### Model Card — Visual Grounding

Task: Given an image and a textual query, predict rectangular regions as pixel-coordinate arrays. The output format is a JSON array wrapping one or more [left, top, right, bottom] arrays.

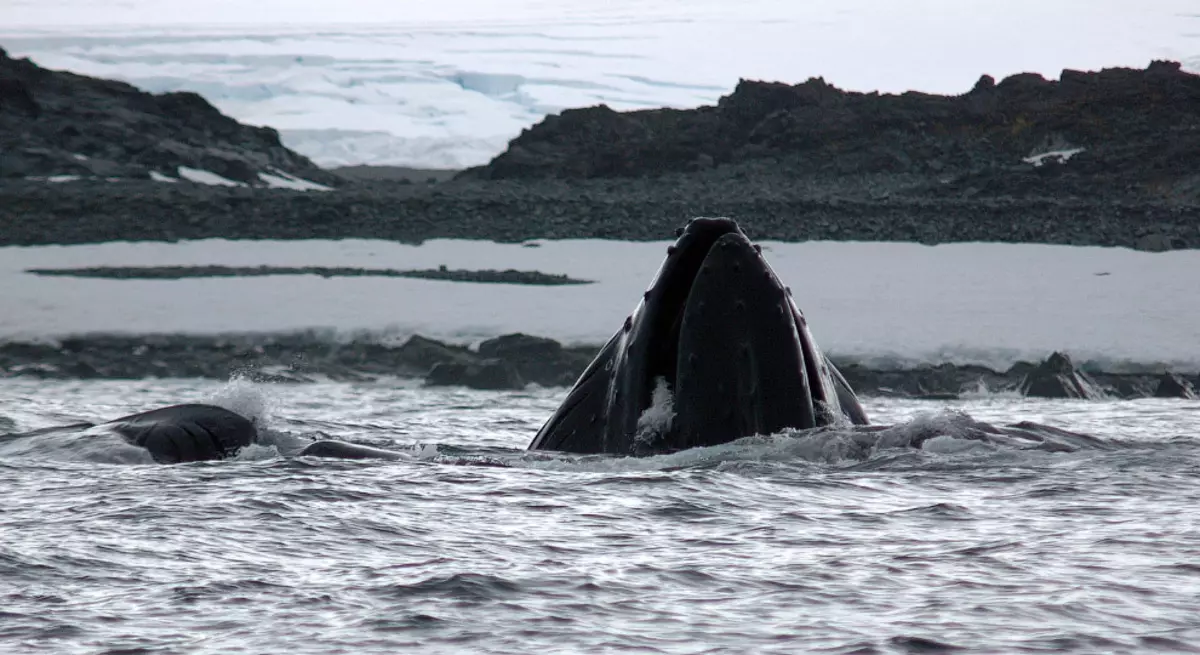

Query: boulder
[[1153, 372, 1198, 399], [1106, 376, 1154, 399], [1018, 352, 1106, 399], [478, 333, 562, 359], [1134, 233, 1178, 252], [425, 359, 524, 390], [477, 333, 595, 387], [393, 335, 472, 374]]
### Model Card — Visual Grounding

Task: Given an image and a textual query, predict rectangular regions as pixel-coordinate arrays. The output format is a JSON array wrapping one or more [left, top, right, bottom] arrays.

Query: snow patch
[[149, 171, 178, 183], [177, 166, 244, 187], [0, 238, 1198, 372], [3, 3, 1194, 168], [47, 175, 82, 183], [257, 169, 333, 192], [1023, 148, 1086, 167]]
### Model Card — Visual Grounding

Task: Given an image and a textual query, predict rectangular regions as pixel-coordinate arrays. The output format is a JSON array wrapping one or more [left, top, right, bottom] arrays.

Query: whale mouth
[[638, 218, 749, 396], [528, 217, 867, 456], [634, 218, 824, 449]]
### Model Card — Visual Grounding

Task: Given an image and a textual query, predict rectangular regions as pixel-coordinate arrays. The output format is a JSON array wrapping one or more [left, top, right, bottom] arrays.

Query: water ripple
[[0, 379, 1198, 653]]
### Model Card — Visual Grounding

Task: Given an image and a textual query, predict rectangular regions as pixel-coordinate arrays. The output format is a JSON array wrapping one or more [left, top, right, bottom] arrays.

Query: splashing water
[[633, 376, 675, 450]]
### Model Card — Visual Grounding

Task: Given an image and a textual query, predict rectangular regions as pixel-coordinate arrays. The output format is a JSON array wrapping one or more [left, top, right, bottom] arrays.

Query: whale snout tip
[[713, 231, 754, 250], [679, 216, 744, 240]]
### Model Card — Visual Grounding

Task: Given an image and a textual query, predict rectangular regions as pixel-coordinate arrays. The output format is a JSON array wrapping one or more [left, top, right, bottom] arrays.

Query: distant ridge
[[0, 46, 339, 188], [466, 61, 1200, 203], [0, 51, 1196, 251]]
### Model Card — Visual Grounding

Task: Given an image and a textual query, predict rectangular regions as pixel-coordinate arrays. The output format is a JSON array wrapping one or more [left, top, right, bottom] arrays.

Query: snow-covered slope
[[2, 0, 1196, 168], [1, 238, 1197, 372]]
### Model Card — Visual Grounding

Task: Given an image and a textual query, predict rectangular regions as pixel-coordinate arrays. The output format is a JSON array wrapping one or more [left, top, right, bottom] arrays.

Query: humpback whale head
[[529, 217, 867, 456]]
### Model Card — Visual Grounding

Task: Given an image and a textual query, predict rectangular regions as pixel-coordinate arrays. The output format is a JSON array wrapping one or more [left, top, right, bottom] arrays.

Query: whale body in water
[[6, 218, 1106, 462], [528, 217, 867, 455]]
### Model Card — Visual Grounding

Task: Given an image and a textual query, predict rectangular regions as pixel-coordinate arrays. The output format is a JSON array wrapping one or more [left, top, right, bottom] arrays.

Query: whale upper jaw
[[528, 217, 867, 456]]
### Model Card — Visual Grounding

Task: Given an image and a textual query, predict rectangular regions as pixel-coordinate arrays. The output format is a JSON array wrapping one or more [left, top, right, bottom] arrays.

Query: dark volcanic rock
[[26, 265, 591, 285], [1103, 375, 1156, 399], [466, 61, 1200, 206], [0, 333, 1192, 399], [2, 55, 1199, 252], [478, 333, 562, 359], [425, 359, 524, 390], [1018, 352, 1107, 399], [834, 361, 1010, 398], [392, 335, 474, 376], [1153, 372, 1198, 399], [477, 333, 595, 387], [0, 49, 338, 186]]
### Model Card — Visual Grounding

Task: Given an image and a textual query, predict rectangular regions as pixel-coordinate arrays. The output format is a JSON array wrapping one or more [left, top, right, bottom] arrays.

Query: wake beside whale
[[0, 218, 1101, 463]]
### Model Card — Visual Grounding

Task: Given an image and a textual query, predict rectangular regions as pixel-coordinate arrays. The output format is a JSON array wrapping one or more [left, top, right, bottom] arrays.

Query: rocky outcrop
[[476, 333, 596, 387], [835, 362, 1008, 399], [0, 48, 338, 186], [26, 265, 591, 285], [0, 332, 595, 391], [2, 53, 1199, 249], [466, 61, 1200, 204], [3, 334, 1194, 400], [1017, 352, 1107, 399], [1153, 372, 1198, 399], [418, 333, 596, 390], [425, 359, 524, 390]]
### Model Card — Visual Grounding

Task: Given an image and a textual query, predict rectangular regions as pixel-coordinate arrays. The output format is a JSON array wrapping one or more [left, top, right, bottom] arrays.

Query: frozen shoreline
[[1, 237, 1196, 373]]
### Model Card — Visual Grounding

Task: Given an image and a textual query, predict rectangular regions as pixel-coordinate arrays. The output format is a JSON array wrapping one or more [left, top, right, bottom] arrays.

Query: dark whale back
[[104, 404, 256, 463]]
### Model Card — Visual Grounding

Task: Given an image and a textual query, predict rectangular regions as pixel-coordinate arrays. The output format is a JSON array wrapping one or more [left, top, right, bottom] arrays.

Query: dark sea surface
[[2, 378, 1200, 654]]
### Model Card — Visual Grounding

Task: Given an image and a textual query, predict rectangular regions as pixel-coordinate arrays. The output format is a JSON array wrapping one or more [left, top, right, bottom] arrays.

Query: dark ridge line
[[24, 265, 593, 286]]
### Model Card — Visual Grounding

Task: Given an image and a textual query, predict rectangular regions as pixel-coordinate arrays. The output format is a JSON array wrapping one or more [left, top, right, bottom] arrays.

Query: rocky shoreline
[[26, 265, 591, 285], [4, 54, 1197, 398], [2, 175, 1194, 250], [3, 57, 1199, 250], [1, 332, 1194, 400]]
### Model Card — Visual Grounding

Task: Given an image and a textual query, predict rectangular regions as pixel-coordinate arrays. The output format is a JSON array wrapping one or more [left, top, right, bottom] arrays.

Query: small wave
[[889, 502, 973, 520], [509, 409, 1127, 474], [372, 572, 522, 601], [888, 635, 966, 653], [0, 424, 154, 464]]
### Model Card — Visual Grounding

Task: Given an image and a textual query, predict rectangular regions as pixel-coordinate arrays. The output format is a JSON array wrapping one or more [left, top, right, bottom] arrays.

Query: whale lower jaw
[[668, 231, 823, 451]]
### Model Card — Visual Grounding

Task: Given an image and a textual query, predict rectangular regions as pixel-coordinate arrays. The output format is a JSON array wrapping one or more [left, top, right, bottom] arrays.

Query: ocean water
[[3, 377, 1200, 654]]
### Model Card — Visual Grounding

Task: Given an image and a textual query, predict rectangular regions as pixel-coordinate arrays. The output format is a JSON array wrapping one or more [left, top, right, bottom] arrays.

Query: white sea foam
[[634, 377, 676, 448]]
